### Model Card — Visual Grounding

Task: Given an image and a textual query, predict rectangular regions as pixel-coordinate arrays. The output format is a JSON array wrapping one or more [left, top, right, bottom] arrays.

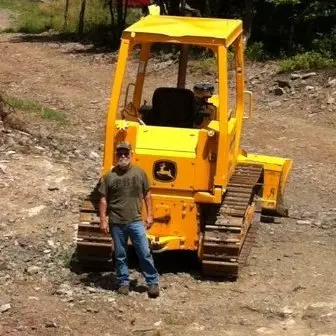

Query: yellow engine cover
[[132, 125, 217, 192]]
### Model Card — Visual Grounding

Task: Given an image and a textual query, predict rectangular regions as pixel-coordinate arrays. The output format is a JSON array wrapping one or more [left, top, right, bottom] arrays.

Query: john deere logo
[[153, 160, 176, 182]]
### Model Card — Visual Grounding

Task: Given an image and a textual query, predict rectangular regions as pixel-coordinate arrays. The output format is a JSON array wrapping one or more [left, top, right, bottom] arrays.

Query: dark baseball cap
[[116, 141, 132, 151]]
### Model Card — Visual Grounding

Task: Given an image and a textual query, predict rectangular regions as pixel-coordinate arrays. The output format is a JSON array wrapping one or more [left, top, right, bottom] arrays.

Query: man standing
[[98, 141, 160, 298]]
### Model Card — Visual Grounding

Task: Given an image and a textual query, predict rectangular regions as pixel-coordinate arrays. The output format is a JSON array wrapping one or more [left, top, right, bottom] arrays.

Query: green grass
[[0, 0, 142, 36], [189, 57, 217, 75], [5, 95, 67, 122], [279, 51, 336, 72], [0, 0, 53, 33], [0, 0, 137, 34], [0, 0, 22, 10], [0, 0, 105, 34]]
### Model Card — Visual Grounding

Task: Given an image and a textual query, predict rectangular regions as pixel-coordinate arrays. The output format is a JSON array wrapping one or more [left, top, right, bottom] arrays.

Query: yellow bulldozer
[[76, 14, 292, 279]]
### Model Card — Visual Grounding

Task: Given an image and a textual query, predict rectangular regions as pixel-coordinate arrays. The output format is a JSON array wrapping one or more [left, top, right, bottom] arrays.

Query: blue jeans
[[110, 221, 159, 286]]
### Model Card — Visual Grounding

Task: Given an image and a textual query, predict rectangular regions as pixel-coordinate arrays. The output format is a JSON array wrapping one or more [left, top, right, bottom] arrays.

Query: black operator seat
[[146, 87, 195, 128]]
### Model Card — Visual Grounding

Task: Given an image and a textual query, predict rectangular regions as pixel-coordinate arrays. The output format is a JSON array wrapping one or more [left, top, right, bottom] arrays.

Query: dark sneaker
[[148, 284, 160, 298], [117, 285, 129, 295]]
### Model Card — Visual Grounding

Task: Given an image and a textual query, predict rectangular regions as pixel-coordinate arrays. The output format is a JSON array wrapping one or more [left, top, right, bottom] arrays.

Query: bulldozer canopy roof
[[123, 15, 242, 46]]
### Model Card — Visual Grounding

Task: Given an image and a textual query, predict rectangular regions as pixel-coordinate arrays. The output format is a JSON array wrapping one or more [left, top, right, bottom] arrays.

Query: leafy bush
[[246, 41, 267, 61], [311, 28, 336, 59], [279, 51, 336, 71], [17, 8, 54, 33]]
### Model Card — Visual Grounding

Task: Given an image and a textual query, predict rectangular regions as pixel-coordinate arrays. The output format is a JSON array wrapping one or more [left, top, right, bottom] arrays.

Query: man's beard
[[118, 157, 130, 168]]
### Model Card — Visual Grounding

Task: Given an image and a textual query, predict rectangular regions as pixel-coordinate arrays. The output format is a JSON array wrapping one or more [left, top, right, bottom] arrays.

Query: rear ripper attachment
[[201, 164, 263, 279]]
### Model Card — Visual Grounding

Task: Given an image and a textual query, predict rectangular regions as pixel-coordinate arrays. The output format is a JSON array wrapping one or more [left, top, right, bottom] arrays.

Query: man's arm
[[144, 190, 153, 229], [142, 170, 153, 229], [98, 175, 109, 235], [99, 196, 108, 235]]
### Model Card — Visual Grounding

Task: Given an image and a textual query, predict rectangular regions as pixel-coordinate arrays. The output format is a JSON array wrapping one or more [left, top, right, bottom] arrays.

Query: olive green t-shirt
[[98, 165, 151, 224]]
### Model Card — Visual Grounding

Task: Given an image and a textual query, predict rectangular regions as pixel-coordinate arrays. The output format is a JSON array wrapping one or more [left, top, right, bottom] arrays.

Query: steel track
[[75, 187, 113, 266], [201, 164, 263, 279]]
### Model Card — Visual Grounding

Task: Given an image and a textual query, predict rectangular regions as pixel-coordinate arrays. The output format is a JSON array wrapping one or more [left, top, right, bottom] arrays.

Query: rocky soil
[[0, 25, 335, 336]]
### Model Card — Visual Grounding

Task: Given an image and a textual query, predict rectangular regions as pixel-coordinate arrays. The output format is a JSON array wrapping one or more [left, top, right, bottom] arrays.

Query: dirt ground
[[0, 18, 336, 336]]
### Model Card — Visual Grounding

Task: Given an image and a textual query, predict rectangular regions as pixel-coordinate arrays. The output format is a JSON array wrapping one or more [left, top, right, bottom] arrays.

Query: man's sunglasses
[[116, 151, 130, 157]]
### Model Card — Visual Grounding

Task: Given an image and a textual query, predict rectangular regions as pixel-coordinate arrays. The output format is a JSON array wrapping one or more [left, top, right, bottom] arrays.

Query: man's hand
[[145, 215, 154, 229], [100, 218, 109, 235]]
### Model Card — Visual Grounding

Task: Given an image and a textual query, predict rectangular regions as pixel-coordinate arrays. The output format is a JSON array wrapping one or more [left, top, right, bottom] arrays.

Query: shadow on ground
[[68, 246, 239, 295], [68, 248, 209, 290], [9, 29, 122, 51]]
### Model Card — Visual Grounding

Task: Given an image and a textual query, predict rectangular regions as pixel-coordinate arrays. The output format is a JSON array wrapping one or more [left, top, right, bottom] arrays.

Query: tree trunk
[[78, 0, 86, 37], [115, 0, 128, 38], [213, 0, 221, 17], [116, 0, 124, 37], [63, 0, 70, 31], [108, 0, 115, 26], [116, 0, 123, 27], [244, 0, 253, 46], [122, 0, 129, 28], [288, 17, 295, 55], [204, 0, 211, 17]]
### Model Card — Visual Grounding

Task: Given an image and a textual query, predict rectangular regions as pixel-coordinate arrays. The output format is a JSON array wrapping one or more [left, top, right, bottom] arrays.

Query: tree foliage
[[185, 0, 336, 57], [144, 0, 335, 57], [25, 0, 336, 59]]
